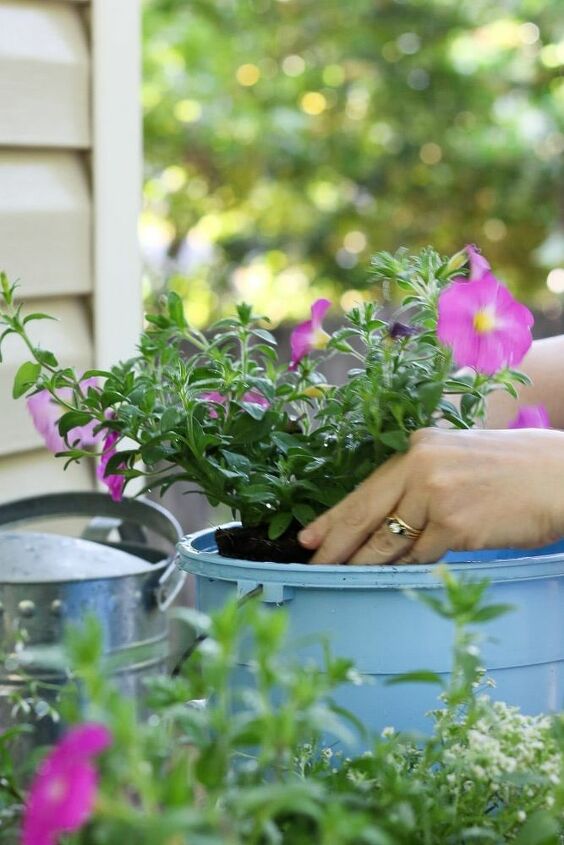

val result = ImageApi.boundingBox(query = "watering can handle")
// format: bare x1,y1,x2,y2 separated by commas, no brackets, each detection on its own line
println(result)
155,556,187,611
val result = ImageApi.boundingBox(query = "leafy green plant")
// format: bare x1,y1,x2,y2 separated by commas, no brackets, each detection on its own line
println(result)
2,569,563,843
0,249,529,542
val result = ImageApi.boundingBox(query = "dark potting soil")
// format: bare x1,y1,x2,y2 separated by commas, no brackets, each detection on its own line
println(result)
215,522,312,564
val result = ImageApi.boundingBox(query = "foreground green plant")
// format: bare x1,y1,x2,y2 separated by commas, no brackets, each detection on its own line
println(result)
2,570,563,844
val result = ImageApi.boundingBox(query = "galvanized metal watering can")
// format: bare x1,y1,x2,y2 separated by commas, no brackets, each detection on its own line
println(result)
0,492,186,749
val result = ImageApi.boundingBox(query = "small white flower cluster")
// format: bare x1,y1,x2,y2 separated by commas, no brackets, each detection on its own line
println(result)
432,696,561,826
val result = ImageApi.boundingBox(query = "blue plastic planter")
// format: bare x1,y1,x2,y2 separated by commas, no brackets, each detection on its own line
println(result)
178,525,564,737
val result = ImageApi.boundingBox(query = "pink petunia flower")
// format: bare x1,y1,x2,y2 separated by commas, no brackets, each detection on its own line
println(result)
96,428,126,502
27,379,102,453
22,723,112,845
508,404,551,429
202,390,269,419
289,299,332,370
437,272,534,376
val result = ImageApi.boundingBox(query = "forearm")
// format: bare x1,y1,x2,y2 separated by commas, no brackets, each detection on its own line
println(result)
486,335,564,430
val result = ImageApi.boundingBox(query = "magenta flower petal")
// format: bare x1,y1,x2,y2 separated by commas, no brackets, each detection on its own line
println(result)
201,390,269,416
27,391,67,453
52,723,112,762
202,391,225,405
96,429,125,502
466,244,491,280
289,320,315,370
310,298,331,329
289,298,332,370
243,390,270,408
201,391,225,419
508,405,551,429
438,273,533,375
23,760,98,845
22,723,111,845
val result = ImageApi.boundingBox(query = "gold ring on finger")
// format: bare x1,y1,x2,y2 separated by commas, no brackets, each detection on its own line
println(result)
385,514,423,542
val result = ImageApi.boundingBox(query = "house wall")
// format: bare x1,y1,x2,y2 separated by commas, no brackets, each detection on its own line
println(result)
0,0,141,501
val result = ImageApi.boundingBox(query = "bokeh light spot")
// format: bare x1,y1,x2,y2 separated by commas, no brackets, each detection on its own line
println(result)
420,142,443,165
174,99,202,123
161,166,187,192
344,231,367,253
236,64,261,86
483,218,507,242
300,91,328,115
340,289,364,310
520,22,540,45
397,32,421,55
541,43,564,68
282,54,305,76
547,268,564,294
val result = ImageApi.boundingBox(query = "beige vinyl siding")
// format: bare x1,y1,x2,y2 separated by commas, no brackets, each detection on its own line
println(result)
0,1,90,148
0,152,92,297
0,0,141,503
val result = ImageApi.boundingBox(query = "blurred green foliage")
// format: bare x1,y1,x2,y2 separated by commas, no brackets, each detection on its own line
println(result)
143,0,564,326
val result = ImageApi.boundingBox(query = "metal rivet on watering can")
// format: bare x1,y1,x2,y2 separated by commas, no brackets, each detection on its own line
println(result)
50,599,64,617
17,600,36,618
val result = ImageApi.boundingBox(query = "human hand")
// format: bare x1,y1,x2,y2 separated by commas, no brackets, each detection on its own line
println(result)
298,428,564,564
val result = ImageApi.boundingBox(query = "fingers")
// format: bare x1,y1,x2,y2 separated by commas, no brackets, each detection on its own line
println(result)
347,492,427,565
302,455,407,564
400,526,449,565
346,524,415,565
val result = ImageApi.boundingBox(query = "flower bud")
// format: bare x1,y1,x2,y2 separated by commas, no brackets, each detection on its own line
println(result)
446,249,468,275
303,384,332,398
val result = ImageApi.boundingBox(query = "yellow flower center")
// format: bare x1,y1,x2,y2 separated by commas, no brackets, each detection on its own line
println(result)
311,328,330,350
473,309,496,334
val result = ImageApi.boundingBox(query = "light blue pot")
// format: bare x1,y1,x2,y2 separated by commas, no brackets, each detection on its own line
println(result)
178,525,564,737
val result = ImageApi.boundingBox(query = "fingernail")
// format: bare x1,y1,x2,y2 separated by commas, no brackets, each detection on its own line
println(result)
298,528,317,547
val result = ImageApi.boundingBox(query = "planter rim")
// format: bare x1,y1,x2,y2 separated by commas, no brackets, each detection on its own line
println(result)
178,524,564,588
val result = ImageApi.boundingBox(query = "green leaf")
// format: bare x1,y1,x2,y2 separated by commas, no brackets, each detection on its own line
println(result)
145,313,170,329
229,410,274,444
167,291,186,328
267,511,293,540
471,603,514,623
81,369,112,380
418,381,443,415
292,503,317,526
386,670,444,686
251,328,277,345
271,431,303,453
0,271,14,305
237,400,266,420
32,348,59,368
379,430,409,451
58,410,95,436
161,407,181,432
12,361,41,398
23,312,56,325
311,486,347,507
461,393,479,417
